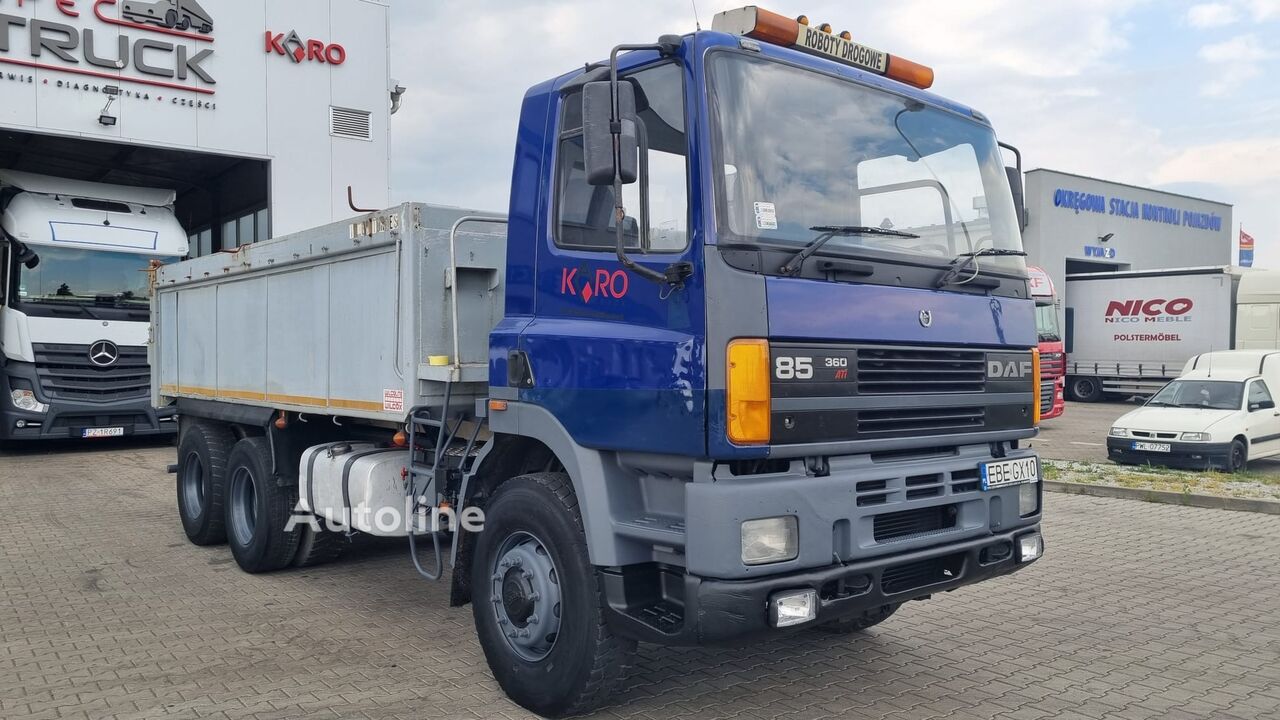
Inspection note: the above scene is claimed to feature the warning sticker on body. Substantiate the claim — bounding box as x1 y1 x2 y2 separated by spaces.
753 201 777 230
383 388 405 412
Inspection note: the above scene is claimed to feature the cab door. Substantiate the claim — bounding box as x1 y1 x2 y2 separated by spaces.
1245 379 1280 458
520 60 707 456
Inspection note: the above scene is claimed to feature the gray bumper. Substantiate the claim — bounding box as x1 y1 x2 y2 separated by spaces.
1 362 174 441
685 442 1041 579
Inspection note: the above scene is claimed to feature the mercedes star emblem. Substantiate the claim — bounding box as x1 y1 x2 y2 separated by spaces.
88 340 120 367
918 310 933 328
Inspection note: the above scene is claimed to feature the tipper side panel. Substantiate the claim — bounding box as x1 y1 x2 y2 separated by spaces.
152 203 507 421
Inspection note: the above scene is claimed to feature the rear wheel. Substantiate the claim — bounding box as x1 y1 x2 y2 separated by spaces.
225 437 302 573
816 603 899 634
292 524 347 567
472 473 635 718
176 421 235 545
163 9 177 27
177 15 191 30
1069 376 1103 403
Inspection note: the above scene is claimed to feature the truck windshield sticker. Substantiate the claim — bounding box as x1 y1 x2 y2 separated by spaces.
753 201 777 230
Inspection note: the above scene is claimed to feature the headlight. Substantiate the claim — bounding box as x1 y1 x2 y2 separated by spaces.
9 389 48 413
1019 480 1040 516
1181 432 1210 442
1109 427 1128 437
741 516 798 565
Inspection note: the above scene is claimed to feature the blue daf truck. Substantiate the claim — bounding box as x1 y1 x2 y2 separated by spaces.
152 7 1043 717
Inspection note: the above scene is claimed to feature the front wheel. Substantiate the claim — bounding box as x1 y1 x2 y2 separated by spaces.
1228 439 1248 473
472 473 635 718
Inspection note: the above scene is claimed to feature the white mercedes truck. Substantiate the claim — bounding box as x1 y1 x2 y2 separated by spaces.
1 171 187 442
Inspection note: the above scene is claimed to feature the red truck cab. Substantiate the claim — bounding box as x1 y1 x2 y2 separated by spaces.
1029 266 1065 420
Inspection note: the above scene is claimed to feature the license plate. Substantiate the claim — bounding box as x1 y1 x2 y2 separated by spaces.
82 427 124 438
1132 441 1171 453
980 457 1039 490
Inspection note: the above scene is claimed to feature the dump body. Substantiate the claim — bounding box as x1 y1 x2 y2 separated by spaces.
152 203 505 420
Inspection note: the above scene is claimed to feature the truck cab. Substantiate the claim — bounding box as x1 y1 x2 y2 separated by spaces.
1 171 185 441
1029 266 1065 419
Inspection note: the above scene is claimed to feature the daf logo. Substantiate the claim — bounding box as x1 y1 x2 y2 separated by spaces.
988 360 1034 379
88 340 120 367
918 310 933 328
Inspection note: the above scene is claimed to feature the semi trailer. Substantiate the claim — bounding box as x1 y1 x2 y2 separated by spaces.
2 171 185 442
153 8 1045 716
1029 266 1064 419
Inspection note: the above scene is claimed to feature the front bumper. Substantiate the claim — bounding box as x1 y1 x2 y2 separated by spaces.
1106 437 1231 470
1 364 175 441
604 441 1043 645
605 526 1042 645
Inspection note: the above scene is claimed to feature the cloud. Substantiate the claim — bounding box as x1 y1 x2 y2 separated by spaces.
1187 3 1240 27
1151 137 1280 187
1246 0 1280 21
1197 34 1275 96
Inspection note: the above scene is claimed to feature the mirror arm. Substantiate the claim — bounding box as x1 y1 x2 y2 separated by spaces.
606 41 691 288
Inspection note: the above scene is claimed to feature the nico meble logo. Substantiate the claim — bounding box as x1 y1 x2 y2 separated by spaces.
88 340 119 367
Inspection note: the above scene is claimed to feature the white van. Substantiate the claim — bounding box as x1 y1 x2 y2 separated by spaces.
1106 350 1280 472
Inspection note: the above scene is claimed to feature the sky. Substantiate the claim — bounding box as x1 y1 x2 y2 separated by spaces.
387 0 1280 267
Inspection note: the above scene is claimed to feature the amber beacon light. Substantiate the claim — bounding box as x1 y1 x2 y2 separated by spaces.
711 6 935 89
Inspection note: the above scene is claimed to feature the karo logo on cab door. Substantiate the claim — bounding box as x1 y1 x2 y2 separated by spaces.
265 30 345 65
560 267 629 304
1104 298 1193 323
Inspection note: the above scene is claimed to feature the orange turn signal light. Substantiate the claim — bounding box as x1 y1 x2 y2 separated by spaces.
727 339 771 445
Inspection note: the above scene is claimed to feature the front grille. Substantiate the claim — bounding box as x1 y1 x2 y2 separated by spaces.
1040 352 1065 378
1039 379 1055 415
1131 430 1177 440
873 504 958 542
881 552 965 594
858 406 985 435
32 343 150 402
857 347 986 395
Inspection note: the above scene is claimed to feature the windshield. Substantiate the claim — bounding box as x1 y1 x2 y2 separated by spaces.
708 53 1025 273
1148 380 1244 411
1035 303 1060 342
15 246 173 309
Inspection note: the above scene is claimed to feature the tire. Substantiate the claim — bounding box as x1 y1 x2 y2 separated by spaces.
292 524 347 567
1228 439 1248 473
225 437 302 573
176 421 235 545
200 23 212 34
815 603 899 634
472 473 635 718
177 16 191 30
1069 376 1103 403
163 9 177 28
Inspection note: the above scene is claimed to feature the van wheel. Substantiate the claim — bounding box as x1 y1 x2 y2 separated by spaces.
225 437 302 573
1069 376 1103 403
816 603 899 634
472 473 635 718
1229 439 1247 473
176 421 235 545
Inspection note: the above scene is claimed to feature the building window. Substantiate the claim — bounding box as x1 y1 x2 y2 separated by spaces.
219 208 270 250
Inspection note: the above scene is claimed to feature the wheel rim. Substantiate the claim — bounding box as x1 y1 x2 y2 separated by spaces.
490 530 562 662
1075 379 1096 398
180 451 205 519
228 466 258 547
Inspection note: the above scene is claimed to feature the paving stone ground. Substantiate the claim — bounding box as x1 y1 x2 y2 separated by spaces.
2 439 1278 720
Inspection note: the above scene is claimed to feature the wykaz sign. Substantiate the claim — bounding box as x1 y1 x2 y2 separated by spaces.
0 3 214 93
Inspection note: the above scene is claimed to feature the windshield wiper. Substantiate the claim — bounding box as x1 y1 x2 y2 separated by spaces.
935 248 1028 288
779 225 921 276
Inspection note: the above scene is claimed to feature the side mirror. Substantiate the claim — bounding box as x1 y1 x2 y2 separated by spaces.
1005 166 1026 231
582 80 638 186
14 242 39 269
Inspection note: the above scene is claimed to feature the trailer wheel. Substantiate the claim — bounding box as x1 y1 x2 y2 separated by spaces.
176 421 235 545
1069 376 1103 403
292 524 347 568
815 603 899 634
225 437 302 573
472 473 635 718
